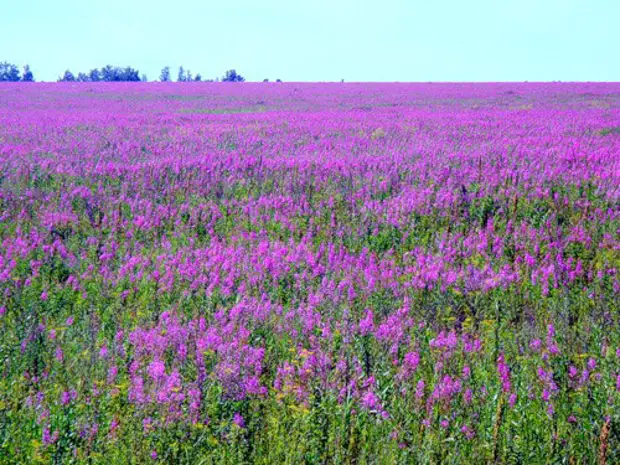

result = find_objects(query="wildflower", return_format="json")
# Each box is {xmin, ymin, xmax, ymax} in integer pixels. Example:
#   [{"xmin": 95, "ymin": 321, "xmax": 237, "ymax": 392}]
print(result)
[
  {"xmin": 358, "ymin": 309, "xmax": 374, "ymax": 336},
  {"xmin": 361, "ymin": 391, "xmax": 379, "ymax": 410},
  {"xmin": 147, "ymin": 359, "xmax": 166, "ymax": 380},
  {"xmin": 403, "ymin": 351, "xmax": 420, "ymax": 373},
  {"xmin": 464, "ymin": 388, "xmax": 473, "ymax": 404},
  {"xmin": 497, "ymin": 353, "xmax": 511, "ymax": 391},
  {"xmin": 461, "ymin": 424, "xmax": 475, "ymax": 439},
  {"xmin": 509, "ymin": 393, "xmax": 517, "ymax": 408},
  {"xmin": 568, "ymin": 366, "xmax": 578, "ymax": 378},
  {"xmin": 415, "ymin": 380, "xmax": 425, "ymax": 400},
  {"xmin": 233, "ymin": 412, "xmax": 245, "ymax": 428}
]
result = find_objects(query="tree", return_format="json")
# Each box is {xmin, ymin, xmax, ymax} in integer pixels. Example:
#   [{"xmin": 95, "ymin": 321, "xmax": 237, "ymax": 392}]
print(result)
[
  {"xmin": 177, "ymin": 66, "xmax": 185, "ymax": 82},
  {"xmin": 194, "ymin": 74, "xmax": 202, "ymax": 82},
  {"xmin": 160, "ymin": 66, "xmax": 171, "ymax": 82},
  {"xmin": 58, "ymin": 70, "xmax": 76, "ymax": 82},
  {"xmin": 0, "ymin": 62, "xmax": 21, "ymax": 81},
  {"xmin": 21, "ymin": 65, "xmax": 34, "ymax": 82},
  {"xmin": 221, "ymin": 69, "xmax": 245, "ymax": 82},
  {"xmin": 89, "ymin": 69, "xmax": 101, "ymax": 82},
  {"xmin": 100, "ymin": 65, "xmax": 115, "ymax": 82},
  {"xmin": 120, "ymin": 66, "xmax": 140, "ymax": 81},
  {"xmin": 141, "ymin": 74, "xmax": 148, "ymax": 82},
  {"xmin": 90, "ymin": 65, "xmax": 140, "ymax": 82},
  {"xmin": 77, "ymin": 72, "xmax": 90, "ymax": 82},
  {"xmin": 263, "ymin": 78, "xmax": 269, "ymax": 82}
]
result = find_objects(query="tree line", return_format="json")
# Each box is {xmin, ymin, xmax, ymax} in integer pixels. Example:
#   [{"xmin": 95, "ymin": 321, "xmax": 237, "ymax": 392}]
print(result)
[
  {"xmin": 0, "ymin": 62, "xmax": 34, "ymax": 81},
  {"xmin": 0, "ymin": 61, "xmax": 283, "ymax": 82}
]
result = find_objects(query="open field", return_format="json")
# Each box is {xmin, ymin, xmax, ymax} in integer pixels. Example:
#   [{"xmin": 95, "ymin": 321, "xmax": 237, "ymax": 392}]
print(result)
[{"xmin": 0, "ymin": 82, "xmax": 619, "ymax": 464}]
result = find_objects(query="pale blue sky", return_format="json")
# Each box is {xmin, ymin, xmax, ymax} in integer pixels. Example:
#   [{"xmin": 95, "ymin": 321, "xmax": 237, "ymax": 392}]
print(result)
[{"xmin": 1, "ymin": 0, "xmax": 618, "ymax": 82}]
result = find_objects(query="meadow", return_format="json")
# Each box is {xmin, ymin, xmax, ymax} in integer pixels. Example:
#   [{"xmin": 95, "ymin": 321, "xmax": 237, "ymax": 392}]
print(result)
[{"xmin": 0, "ymin": 82, "xmax": 618, "ymax": 464}]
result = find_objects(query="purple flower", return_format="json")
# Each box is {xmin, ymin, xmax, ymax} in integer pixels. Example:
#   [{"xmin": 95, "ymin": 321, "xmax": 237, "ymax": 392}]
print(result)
[
  {"xmin": 403, "ymin": 351, "xmax": 420, "ymax": 373},
  {"xmin": 415, "ymin": 380, "xmax": 425, "ymax": 400},
  {"xmin": 60, "ymin": 391, "xmax": 71, "ymax": 406},
  {"xmin": 147, "ymin": 359, "xmax": 166, "ymax": 380},
  {"xmin": 361, "ymin": 391, "xmax": 379, "ymax": 410},
  {"xmin": 508, "ymin": 393, "xmax": 517, "ymax": 408},
  {"xmin": 461, "ymin": 424, "xmax": 475, "ymax": 439},
  {"xmin": 530, "ymin": 339, "xmax": 542, "ymax": 351},
  {"xmin": 233, "ymin": 412, "xmax": 245, "ymax": 428},
  {"xmin": 358, "ymin": 310, "xmax": 374, "ymax": 336}
]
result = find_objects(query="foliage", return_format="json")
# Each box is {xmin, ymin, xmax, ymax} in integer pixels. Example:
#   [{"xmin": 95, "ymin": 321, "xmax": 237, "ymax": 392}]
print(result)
[
  {"xmin": 0, "ymin": 61, "xmax": 22, "ymax": 81},
  {"xmin": 64, "ymin": 65, "xmax": 143, "ymax": 82},
  {"xmin": 0, "ymin": 83, "xmax": 618, "ymax": 464},
  {"xmin": 58, "ymin": 70, "xmax": 76, "ymax": 82},
  {"xmin": 159, "ymin": 66, "xmax": 171, "ymax": 82},
  {"xmin": 222, "ymin": 69, "xmax": 245, "ymax": 82},
  {"xmin": 21, "ymin": 65, "xmax": 34, "ymax": 82}
]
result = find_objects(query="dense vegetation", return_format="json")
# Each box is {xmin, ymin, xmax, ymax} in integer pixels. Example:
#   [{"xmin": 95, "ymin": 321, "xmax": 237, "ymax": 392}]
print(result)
[
  {"xmin": 0, "ymin": 61, "xmax": 249, "ymax": 83},
  {"xmin": 0, "ymin": 62, "xmax": 34, "ymax": 82},
  {"xmin": 0, "ymin": 82, "xmax": 618, "ymax": 464}
]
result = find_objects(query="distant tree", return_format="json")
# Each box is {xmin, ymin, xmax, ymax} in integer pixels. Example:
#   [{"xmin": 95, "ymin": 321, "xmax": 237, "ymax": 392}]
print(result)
[
  {"xmin": 100, "ymin": 65, "xmax": 115, "ymax": 81},
  {"xmin": 186, "ymin": 70, "xmax": 193, "ymax": 82},
  {"xmin": 21, "ymin": 65, "xmax": 34, "ymax": 82},
  {"xmin": 93, "ymin": 65, "xmax": 140, "ymax": 82},
  {"xmin": 276, "ymin": 79, "xmax": 282, "ymax": 83},
  {"xmin": 177, "ymin": 66, "xmax": 185, "ymax": 82},
  {"xmin": 263, "ymin": 78, "xmax": 269, "ymax": 82},
  {"xmin": 221, "ymin": 69, "xmax": 245, "ymax": 82},
  {"xmin": 141, "ymin": 74, "xmax": 148, "ymax": 82},
  {"xmin": 58, "ymin": 70, "xmax": 76, "ymax": 82},
  {"xmin": 194, "ymin": 74, "xmax": 202, "ymax": 82},
  {"xmin": 159, "ymin": 66, "xmax": 171, "ymax": 82},
  {"xmin": 89, "ymin": 68, "xmax": 101, "ymax": 82},
  {"xmin": 0, "ymin": 62, "xmax": 21, "ymax": 81},
  {"xmin": 120, "ymin": 66, "xmax": 140, "ymax": 81},
  {"xmin": 58, "ymin": 66, "xmax": 141, "ymax": 82}
]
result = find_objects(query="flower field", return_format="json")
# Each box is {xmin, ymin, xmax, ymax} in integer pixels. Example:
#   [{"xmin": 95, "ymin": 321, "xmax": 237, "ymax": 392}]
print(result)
[{"xmin": 0, "ymin": 82, "xmax": 619, "ymax": 464}]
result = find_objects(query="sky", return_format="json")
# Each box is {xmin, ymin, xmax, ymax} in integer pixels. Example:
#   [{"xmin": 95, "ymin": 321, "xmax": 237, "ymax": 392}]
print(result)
[{"xmin": 1, "ymin": 0, "xmax": 618, "ymax": 82}]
